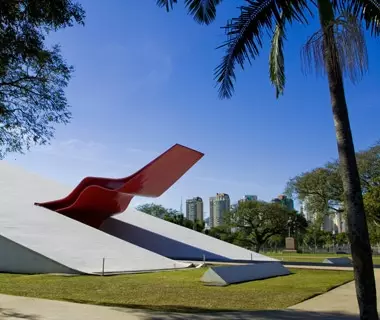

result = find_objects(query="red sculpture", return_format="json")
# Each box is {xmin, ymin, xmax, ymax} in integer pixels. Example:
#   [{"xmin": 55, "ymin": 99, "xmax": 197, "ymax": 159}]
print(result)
[{"xmin": 35, "ymin": 144, "xmax": 204, "ymax": 228}]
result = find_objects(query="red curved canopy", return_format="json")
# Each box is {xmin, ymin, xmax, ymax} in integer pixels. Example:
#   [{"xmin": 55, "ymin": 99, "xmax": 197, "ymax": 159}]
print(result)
[{"xmin": 35, "ymin": 144, "xmax": 204, "ymax": 228}]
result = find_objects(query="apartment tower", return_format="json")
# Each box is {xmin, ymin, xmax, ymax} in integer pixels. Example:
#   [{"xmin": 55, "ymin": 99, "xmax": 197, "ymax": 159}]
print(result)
[
  {"xmin": 185, "ymin": 197, "xmax": 203, "ymax": 222},
  {"xmin": 209, "ymin": 193, "xmax": 230, "ymax": 228}
]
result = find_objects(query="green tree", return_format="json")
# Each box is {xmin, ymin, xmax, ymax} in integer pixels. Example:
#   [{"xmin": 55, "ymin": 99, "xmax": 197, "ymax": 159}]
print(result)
[
  {"xmin": 303, "ymin": 214, "xmax": 325, "ymax": 250},
  {"xmin": 206, "ymin": 225, "xmax": 237, "ymax": 243},
  {"xmin": 136, "ymin": 203, "xmax": 170, "ymax": 218},
  {"xmin": 267, "ymin": 234, "xmax": 284, "ymax": 252},
  {"xmin": 356, "ymin": 142, "xmax": 380, "ymax": 193},
  {"xmin": 286, "ymin": 166, "xmax": 344, "ymax": 217},
  {"xmin": 368, "ymin": 225, "xmax": 380, "ymax": 246},
  {"xmin": 288, "ymin": 142, "xmax": 380, "ymax": 228},
  {"xmin": 364, "ymin": 187, "xmax": 380, "ymax": 245},
  {"xmin": 363, "ymin": 186, "xmax": 380, "ymax": 227},
  {"xmin": 137, "ymin": 203, "xmax": 205, "ymax": 231},
  {"xmin": 155, "ymin": 2, "xmax": 380, "ymax": 316},
  {"xmin": 226, "ymin": 200, "xmax": 291, "ymax": 252},
  {"xmin": 0, "ymin": 0, "xmax": 85, "ymax": 158},
  {"xmin": 336, "ymin": 232, "xmax": 349, "ymax": 246}
]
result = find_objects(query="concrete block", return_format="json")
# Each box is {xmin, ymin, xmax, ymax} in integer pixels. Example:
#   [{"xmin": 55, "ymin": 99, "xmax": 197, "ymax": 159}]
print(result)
[
  {"xmin": 200, "ymin": 263, "xmax": 290, "ymax": 286},
  {"xmin": 323, "ymin": 257, "xmax": 352, "ymax": 265}
]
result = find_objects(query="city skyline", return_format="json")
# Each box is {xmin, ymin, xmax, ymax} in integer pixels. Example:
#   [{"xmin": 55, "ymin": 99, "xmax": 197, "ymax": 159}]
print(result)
[{"xmin": 182, "ymin": 193, "xmax": 292, "ymax": 221}]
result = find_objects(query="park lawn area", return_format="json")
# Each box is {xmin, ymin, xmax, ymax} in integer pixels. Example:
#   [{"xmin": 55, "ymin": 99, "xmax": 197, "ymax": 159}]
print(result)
[
  {"xmin": 267, "ymin": 252, "xmax": 380, "ymax": 264},
  {"xmin": 0, "ymin": 268, "xmax": 353, "ymax": 312}
]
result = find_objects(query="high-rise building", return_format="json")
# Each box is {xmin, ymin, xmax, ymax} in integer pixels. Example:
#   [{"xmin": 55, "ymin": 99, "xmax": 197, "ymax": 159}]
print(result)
[
  {"xmin": 209, "ymin": 193, "xmax": 230, "ymax": 228},
  {"xmin": 185, "ymin": 197, "xmax": 203, "ymax": 222},
  {"xmin": 322, "ymin": 212, "xmax": 346, "ymax": 233},
  {"xmin": 272, "ymin": 194, "xmax": 294, "ymax": 211},
  {"xmin": 301, "ymin": 197, "xmax": 346, "ymax": 234},
  {"xmin": 238, "ymin": 194, "xmax": 258, "ymax": 204}
]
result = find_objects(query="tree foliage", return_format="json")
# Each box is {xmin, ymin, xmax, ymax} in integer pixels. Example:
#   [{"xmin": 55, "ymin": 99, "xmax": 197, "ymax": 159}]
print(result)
[
  {"xmin": 336, "ymin": 232, "xmax": 349, "ymax": 246},
  {"xmin": 205, "ymin": 225, "xmax": 238, "ymax": 244},
  {"xmin": 287, "ymin": 141, "xmax": 380, "ymax": 228},
  {"xmin": 136, "ymin": 203, "xmax": 173, "ymax": 218},
  {"xmin": 0, "ymin": 0, "xmax": 85, "ymax": 158},
  {"xmin": 286, "ymin": 165, "xmax": 344, "ymax": 216},
  {"xmin": 225, "ymin": 200, "xmax": 297, "ymax": 252},
  {"xmin": 136, "ymin": 203, "xmax": 205, "ymax": 232},
  {"xmin": 363, "ymin": 186, "xmax": 380, "ymax": 228},
  {"xmin": 157, "ymin": 0, "xmax": 379, "ymax": 98}
]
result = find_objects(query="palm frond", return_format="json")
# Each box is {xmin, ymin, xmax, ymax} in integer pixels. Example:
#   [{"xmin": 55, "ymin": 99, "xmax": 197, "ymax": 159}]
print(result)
[
  {"xmin": 269, "ymin": 12, "xmax": 286, "ymax": 98},
  {"xmin": 333, "ymin": 0, "xmax": 380, "ymax": 36},
  {"xmin": 301, "ymin": 11, "xmax": 368, "ymax": 83},
  {"xmin": 156, "ymin": 0, "xmax": 178, "ymax": 11},
  {"xmin": 156, "ymin": 0, "xmax": 222, "ymax": 24},
  {"xmin": 214, "ymin": 0, "xmax": 312, "ymax": 99},
  {"xmin": 184, "ymin": 0, "xmax": 223, "ymax": 24}
]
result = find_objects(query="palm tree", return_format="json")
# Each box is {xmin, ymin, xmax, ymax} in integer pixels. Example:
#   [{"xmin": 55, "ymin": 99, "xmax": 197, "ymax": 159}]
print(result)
[{"xmin": 157, "ymin": 0, "xmax": 380, "ymax": 318}]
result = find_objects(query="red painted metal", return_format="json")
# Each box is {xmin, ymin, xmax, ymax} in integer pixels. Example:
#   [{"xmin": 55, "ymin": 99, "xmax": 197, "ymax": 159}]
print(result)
[{"xmin": 35, "ymin": 144, "xmax": 204, "ymax": 228}]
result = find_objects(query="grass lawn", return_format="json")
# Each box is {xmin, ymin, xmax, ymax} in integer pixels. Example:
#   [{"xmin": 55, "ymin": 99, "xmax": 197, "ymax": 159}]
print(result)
[
  {"xmin": 0, "ymin": 268, "xmax": 353, "ymax": 312},
  {"xmin": 267, "ymin": 252, "xmax": 380, "ymax": 264}
]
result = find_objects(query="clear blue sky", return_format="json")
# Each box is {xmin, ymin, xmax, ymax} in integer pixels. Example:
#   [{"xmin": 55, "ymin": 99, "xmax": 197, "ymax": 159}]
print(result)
[{"xmin": 7, "ymin": 1, "xmax": 380, "ymax": 217}]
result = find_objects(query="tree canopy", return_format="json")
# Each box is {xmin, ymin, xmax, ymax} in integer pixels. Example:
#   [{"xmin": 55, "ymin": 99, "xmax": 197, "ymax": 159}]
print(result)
[
  {"xmin": 225, "ymin": 200, "xmax": 303, "ymax": 252},
  {"xmin": 0, "ymin": 0, "xmax": 85, "ymax": 158},
  {"xmin": 136, "ymin": 203, "xmax": 205, "ymax": 232},
  {"xmin": 286, "ymin": 141, "xmax": 380, "ymax": 230},
  {"xmin": 156, "ymin": 0, "xmax": 379, "ymax": 98}
]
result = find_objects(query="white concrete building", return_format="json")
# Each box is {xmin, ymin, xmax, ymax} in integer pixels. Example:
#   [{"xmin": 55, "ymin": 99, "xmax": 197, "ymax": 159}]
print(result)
[{"xmin": 0, "ymin": 161, "xmax": 278, "ymax": 274}]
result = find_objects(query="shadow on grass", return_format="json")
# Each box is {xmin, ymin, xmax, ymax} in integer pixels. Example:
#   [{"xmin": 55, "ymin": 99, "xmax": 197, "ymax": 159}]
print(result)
[
  {"xmin": 60, "ymin": 299, "xmax": 358, "ymax": 319},
  {"xmin": 0, "ymin": 307, "xmax": 39, "ymax": 319},
  {"xmin": 113, "ymin": 308, "xmax": 358, "ymax": 319}
]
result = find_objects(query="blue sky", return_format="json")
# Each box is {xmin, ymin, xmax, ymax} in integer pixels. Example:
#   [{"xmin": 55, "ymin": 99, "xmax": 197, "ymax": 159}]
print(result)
[{"xmin": 7, "ymin": 1, "xmax": 380, "ymax": 217}]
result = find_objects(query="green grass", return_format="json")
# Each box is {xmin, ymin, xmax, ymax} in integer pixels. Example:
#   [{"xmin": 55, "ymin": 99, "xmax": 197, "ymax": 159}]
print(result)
[
  {"xmin": 267, "ymin": 252, "xmax": 380, "ymax": 264},
  {"xmin": 0, "ymin": 268, "xmax": 353, "ymax": 312}
]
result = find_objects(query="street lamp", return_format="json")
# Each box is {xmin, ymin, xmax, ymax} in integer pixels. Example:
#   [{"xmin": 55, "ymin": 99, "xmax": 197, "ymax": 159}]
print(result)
[
  {"xmin": 287, "ymin": 217, "xmax": 294, "ymax": 237},
  {"xmin": 332, "ymin": 229, "xmax": 336, "ymax": 252}
]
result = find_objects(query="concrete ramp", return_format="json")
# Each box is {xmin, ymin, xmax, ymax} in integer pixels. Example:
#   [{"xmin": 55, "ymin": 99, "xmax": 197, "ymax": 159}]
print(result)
[
  {"xmin": 323, "ymin": 257, "xmax": 352, "ymax": 266},
  {"xmin": 0, "ymin": 234, "xmax": 79, "ymax": 274},
  {"xmin": 100, "ymin": 208, "xmax": 278, "ymax": 262},
  {"xmin": 201, "ymin": 263, "xmax": 290, "ymax": 286},
  {"xmin": 0, "ymin": 162, "xmax": 190, "ymax": 274}
]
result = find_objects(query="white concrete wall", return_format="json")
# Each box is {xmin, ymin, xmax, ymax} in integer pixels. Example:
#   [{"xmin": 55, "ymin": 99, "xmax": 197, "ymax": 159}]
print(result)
[
  {"xmin": 0, "ymin": 162, "xmax": 190, "ymax": 274},
  {"xmin": 201, "ymin": 263, "xmax": 290, "ymax": 286},
  {"xmin": 101, "ymin": 209, "xmax": 278, "ymax": 262},
  {"xmin": 0, "ymin": 235, "xmax": 77, "ymax": 274}
]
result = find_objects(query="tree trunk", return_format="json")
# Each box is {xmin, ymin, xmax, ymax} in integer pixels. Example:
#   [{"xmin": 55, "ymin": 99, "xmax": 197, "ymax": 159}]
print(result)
[
  {"xmin": 255, "ymin": 243, "xmax": 262, "ymax": 253},
  {"xmin": 317, "ymin": 1, "xmax": 378, "ymax": 319}
]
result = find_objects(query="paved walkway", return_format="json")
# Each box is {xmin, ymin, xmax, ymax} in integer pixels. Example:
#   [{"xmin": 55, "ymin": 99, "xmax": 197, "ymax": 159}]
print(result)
[
  {"xmin": 0, "ymin": 295, "xmax": 359, "ymax": 320},
  {"xmin": 2, "ymin": 269, "xmax": 380, "ymax": 319}
]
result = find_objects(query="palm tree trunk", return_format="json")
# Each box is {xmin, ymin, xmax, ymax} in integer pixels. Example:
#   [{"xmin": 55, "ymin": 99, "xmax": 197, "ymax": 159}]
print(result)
[{"xmin": 317, "ymin": 1, "xmax": 378, "ymax": 319}]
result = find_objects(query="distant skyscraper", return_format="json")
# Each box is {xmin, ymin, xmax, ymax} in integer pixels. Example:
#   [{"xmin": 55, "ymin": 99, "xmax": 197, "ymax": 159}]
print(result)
[
  {"xmin": 244, "ymin": 195, "xmax": 258, "ymax": 201},
  {"xmin": 302, "ymin": 197, "xmax": 346, "ymax": 234},
  {"xmin": 238, "ymin": 194, "xmax": 258, "ymax": 204},
  {"xmin": 185, "ymin": 197, "xmax": 203, "ymax": 222},
  {"xmin": 209, "ymin": 193, "xmax": 230, "ymax": 228},
  {"xmin": 272, "ymin": 194, "xmax": 294, "ymax": 211}
]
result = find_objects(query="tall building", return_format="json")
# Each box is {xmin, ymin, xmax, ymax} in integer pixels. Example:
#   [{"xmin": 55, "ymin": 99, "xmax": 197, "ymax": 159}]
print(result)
[
  {"xmin": 302, "ymin": 197, "xmax": 346, "ymax": 234},
  {"xmin": 322, "ymin": 212, "xmax": 346, "ymax": 233},
  {"xmin": 209, "ymin": 193, "xmax": 230, "ymax": 228},
  {"xmin": 185, "ymin": 197, "xmax": 203, "ymax": 222},
  {"xmin": 238, "ymin": 194, "xmax": 258, "ymax": 204},
  {"xmin": 272, "ymin": 194, "xmax": 294, "ymax": 211}
]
